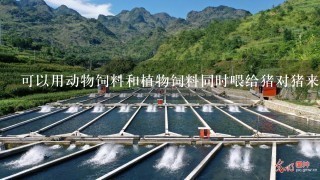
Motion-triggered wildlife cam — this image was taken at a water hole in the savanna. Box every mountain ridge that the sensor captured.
[0,0,251,63]
[133,0,320,76]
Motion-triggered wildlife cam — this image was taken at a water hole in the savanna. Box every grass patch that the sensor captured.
[0,86,135,116]
[283,99,318,106]
[0,89,95,116]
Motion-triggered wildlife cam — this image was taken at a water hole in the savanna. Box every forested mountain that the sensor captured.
[133,0,320,76]
[0,0,251,99]
[186,6,251,27]
[0,0,251,64]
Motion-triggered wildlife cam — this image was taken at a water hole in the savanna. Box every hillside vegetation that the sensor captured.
[0,45,92,99]
[133,0,320,76]
[0,0,250,63]
[0,0,252,100]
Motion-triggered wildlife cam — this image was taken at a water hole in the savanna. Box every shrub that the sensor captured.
[283,29,294,41]
[0,53,20,63]
[4,84,32,97]
[311,58,320,70]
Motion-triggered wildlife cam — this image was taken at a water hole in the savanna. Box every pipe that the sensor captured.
[270,142,277,180]
[78,91,141,132]
[215,106,259,134]
[0,108,40,122]
[185,143,223,180]
[240,107,305,134]
[177,89,212,130]
[2,143,105,180]
[119,90,152,134]
[165,105,169,135]
[97,143,168,180]
[0,108,66,132]
[0,142,43,159]
[35,108,92,133]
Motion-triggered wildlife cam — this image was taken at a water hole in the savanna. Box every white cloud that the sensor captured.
[45,0,113,18]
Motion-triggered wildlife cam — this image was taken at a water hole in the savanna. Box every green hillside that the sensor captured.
[0,0,252,99]
[133,0,320,76]
[0,0,250,63]
[0,45,93,99]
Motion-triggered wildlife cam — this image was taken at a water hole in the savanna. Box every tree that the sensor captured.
[287,5,293,12]
[101,59,136,75]
[11,37,33,49]
[311,58,320,70]
[242,49,262,75]
[315,7,320,17]
[257,12,268,30]
[227,36,244,50]
[283,28,294,41]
